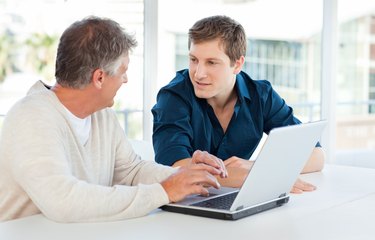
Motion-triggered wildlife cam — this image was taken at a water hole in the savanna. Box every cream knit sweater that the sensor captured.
[0,81,175,222]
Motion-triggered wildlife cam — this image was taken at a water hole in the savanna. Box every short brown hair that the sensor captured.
[188,15,247,65]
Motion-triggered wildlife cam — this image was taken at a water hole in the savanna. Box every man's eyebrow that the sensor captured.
[206,57,222,61]
[188,54,222,62]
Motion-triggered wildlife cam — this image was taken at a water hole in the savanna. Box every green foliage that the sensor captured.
[0,32,18,82]
[0,30,58,83]
[23,32,58,81]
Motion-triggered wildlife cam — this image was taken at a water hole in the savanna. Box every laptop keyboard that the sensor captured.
[191,192,238,210]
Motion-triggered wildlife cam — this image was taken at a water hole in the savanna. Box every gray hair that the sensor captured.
[55,16,137,89]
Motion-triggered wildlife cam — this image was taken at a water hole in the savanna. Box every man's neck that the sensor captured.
[51,83,95,119]
[207,77,237,111]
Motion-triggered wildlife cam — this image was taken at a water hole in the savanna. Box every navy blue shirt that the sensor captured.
[152,69,307,166]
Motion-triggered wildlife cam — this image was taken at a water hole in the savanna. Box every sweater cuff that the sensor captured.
[137,182,170,209]
[153,183,170,204]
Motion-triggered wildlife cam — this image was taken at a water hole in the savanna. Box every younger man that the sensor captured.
[152,15,324,192]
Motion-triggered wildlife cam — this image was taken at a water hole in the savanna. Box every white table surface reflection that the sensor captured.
[1,164,375,240]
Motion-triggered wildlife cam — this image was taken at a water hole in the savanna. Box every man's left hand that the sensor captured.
[290,178,316,194]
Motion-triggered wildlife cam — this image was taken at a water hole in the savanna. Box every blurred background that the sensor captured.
[0,0,374,167]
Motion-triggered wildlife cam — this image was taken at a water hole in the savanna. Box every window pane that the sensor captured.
[0,0,144,138]
[337,1,375,152]
[158,0,323,123]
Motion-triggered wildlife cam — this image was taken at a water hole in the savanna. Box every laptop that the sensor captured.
[161,120,327,220]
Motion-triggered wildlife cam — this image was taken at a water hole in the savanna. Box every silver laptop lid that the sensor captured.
[230,121,327,211]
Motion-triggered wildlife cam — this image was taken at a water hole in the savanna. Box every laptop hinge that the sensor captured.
[278,193,287,198]
[235,205,244,211]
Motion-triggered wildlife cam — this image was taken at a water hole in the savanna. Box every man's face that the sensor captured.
[188,39,238,101]
[101,55,129,108]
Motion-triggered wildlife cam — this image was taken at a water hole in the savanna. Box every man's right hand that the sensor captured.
[224,156,254,170]
[190,150,228,178]
[218,156,253,188]
[161,163,222,203]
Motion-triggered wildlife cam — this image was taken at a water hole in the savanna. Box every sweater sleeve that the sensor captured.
[110,111,177,186]
[4,99,174,223]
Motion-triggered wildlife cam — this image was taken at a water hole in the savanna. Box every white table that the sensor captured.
[1,164,375,240]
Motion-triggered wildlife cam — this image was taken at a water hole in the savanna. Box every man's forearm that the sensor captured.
[217,167,249,188]
[301,147,325,173]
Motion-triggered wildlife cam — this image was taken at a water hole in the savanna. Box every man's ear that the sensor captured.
[92,68,105,89]
[233,56,245,74]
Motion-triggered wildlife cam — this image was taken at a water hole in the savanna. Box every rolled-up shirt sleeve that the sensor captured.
[152,90,193,166]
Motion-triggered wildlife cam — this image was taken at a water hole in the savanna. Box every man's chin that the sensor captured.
[107,100,115,108]
[194,90,210,99]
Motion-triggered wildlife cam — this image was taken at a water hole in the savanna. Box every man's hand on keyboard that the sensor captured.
[190,150,228,178]
[161,163,222,203]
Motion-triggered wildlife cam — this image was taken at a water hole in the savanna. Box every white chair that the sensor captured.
[335,149,375,169]
[128,139,155,161]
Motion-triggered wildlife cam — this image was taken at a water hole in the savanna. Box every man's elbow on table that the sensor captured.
[301,147,325,174]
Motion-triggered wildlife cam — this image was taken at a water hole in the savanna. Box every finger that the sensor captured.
[191,163,222,176]
[216,157,228,178]
[296,179,316,191]
[195,151,221,169]
[293,179,316,192]
[193,151,227,178]
[204,152,227,178]
[192,170,221,189]
[191,185,210,197]
[194,163,228,179]
[204,151,227,178]
[290,186,303,194]
[221,168,228,178]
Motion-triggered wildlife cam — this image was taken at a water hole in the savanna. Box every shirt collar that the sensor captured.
[235,71,251,103]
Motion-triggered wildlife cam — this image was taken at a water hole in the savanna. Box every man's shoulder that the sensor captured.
[6,82,52,114]
[92,108,124,130]
[157,69,194,102]
[239,72,272,88]
[237,71,274,98]
[161,69,191,91]
[26,80,51,95]
[93,107,117,121]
